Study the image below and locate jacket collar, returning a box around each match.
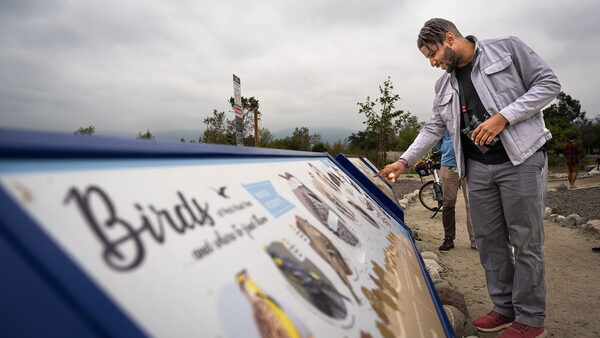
[466,35,481,67]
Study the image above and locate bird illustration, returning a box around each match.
[279,172,360,248]
[295,215,361,305]
[347,200,380,229]
[307,163,341,192]
[309,172,357,222]
[265,243,349,319]
[236,270,304,338]
[212,186,230,199]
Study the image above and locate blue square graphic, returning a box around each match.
[242,181,295,218]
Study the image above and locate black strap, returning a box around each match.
[457,75,470,128]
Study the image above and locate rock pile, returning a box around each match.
[544,206,600,232]
[421,251,479,337]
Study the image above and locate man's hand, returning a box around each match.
[375,161,407,183]
[472,113,508,146]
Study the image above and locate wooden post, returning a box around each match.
[253,108,258,147]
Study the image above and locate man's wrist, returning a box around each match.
[397,158,408,168]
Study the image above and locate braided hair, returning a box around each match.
[417,18,463,51]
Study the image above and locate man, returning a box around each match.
[435,130,476,251]
[378,19,559,337]
[563,135,581,188]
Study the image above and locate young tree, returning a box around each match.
[228,96,261,146]
[543,91,586,154]
[394,115,425,151]
[136,130,155,140]
[257,127,274,147]
[73,125,95,135]
[201,109,230,144]
[357,77,408,167]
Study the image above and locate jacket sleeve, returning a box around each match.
[399,94,447,166]
[498,36,561,125]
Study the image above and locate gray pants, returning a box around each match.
[467,151,546,327]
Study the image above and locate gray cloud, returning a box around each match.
[0,0,598,139]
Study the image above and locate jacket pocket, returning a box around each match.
[483,55,526,108]
[434,93,454,124]
[484,56,516,94]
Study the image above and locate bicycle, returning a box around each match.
[415,152,443,218]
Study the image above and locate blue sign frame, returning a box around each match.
[335,154,404,223]
[0,129,453,338]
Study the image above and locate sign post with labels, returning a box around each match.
[233,74,243,146]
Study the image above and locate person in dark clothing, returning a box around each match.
[563,135,581,188]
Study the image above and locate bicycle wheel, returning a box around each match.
[419,180,443,212]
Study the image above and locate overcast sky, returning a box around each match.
[1,0,599,139]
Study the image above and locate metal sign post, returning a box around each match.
[233,74,243,146]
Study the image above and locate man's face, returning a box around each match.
[420,43,459,73]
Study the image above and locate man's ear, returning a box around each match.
[445,32,455,46]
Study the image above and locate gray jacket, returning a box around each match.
[400,36,560,178]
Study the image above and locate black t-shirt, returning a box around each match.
[455,62,510,165]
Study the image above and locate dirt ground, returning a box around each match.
[397,175,600,337]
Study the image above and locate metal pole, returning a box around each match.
[253,108,258,147]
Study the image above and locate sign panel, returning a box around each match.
[233,74,243,146]
[346,155,399,204]
[233,74,242,107]
[0,132,451,337]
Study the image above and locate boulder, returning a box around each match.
[587,219,600,233]
[566,214,584,227]
[557,215,567,226]
[548,188,557,193]
[432,278,451,289]
[543,207,552,220]
[427,268,440,280]
[420,251,440,263]
[423,258,444,275]
[399,198,409,208]
[437,286,470,317]
[442,305,478,337]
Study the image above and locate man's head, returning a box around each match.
[417,18,467,73]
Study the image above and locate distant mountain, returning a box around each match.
[273,127,357,144]
[152,129,205,142]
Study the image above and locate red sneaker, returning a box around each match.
[473,310,515,332]
[498,322,547,337]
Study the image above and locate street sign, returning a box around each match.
[233,74,243,146]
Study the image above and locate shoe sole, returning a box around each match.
[476,321,513,332]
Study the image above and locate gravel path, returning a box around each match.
[393,175,600,222]
[546,187,600,221]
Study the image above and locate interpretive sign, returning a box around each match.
[340,155,399,204]
[335,154,404,226]
[0,130,452,337]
